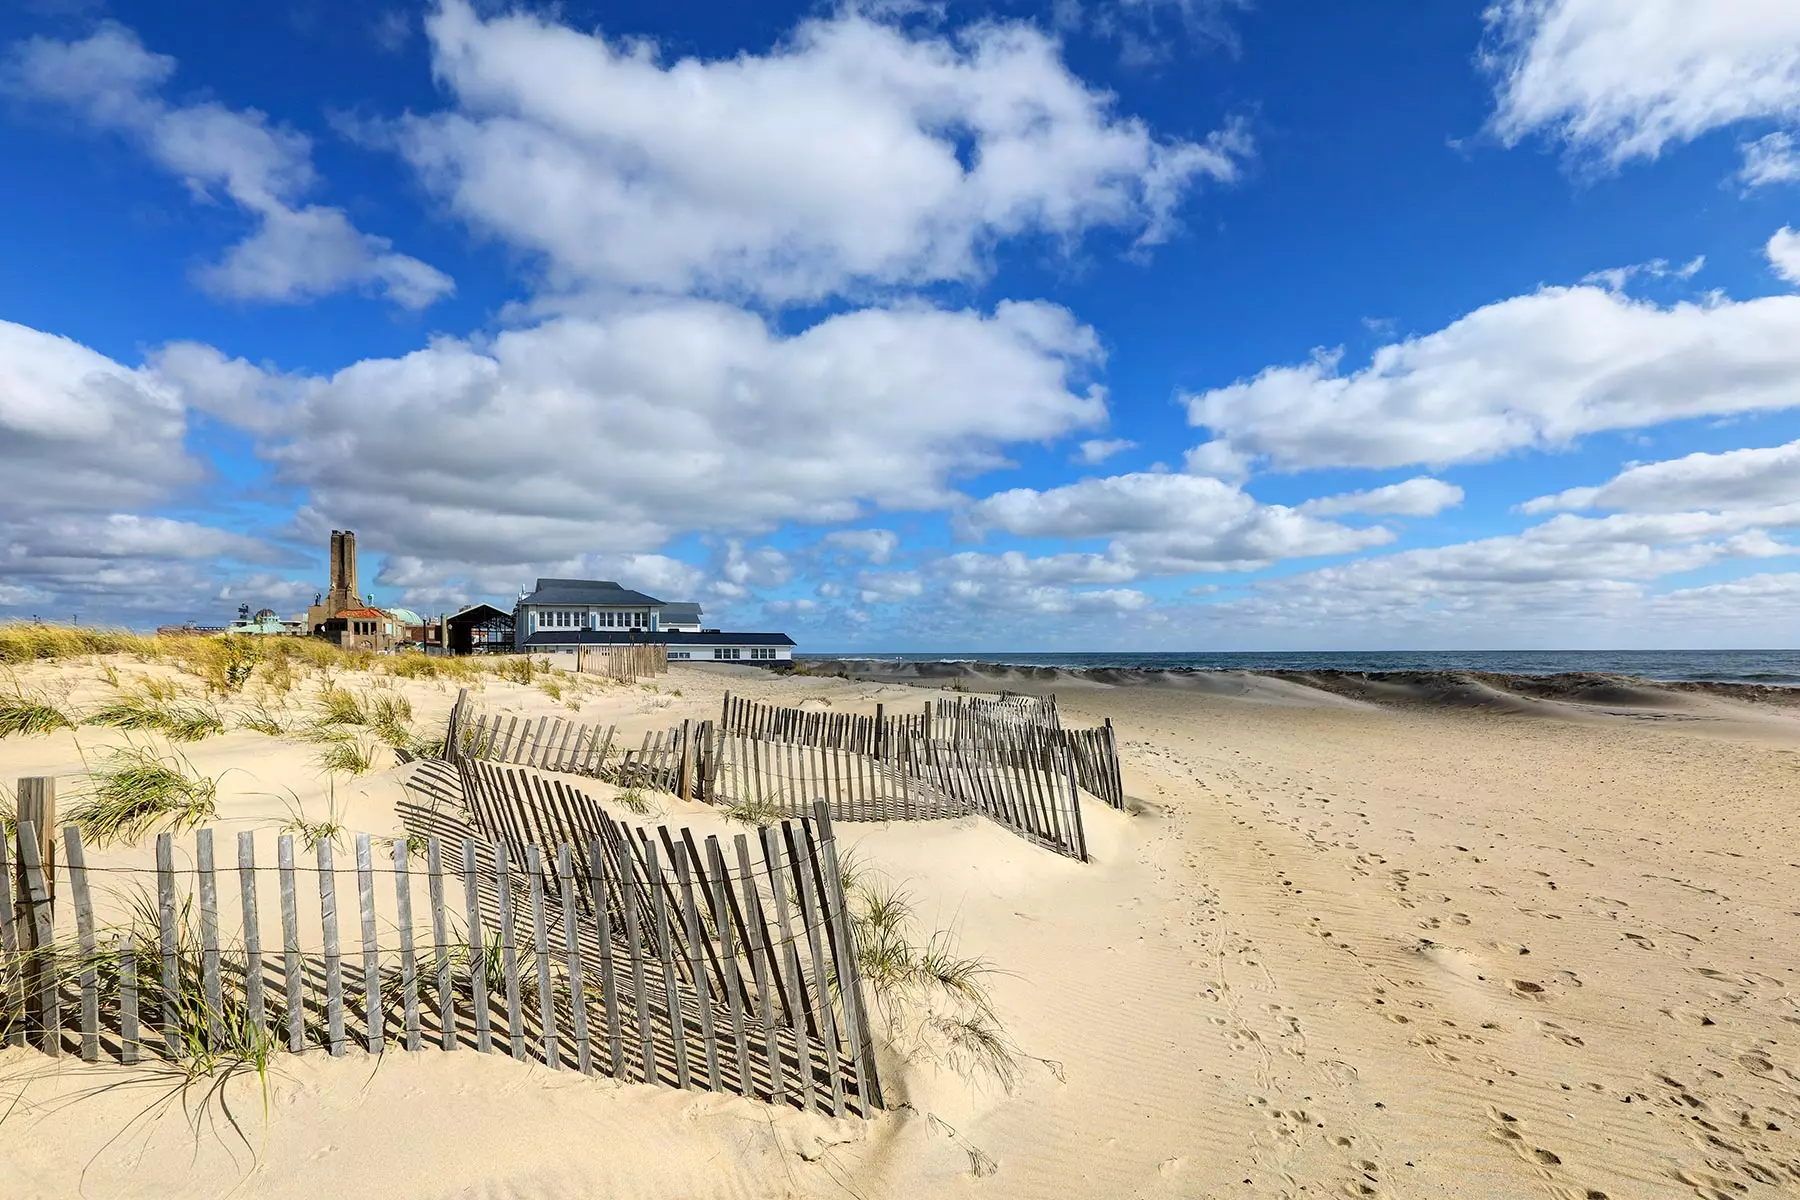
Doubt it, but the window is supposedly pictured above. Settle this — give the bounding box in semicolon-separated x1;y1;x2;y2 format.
750;647;778;660
669;650;691;660
539;609;586;629
713;647;742;660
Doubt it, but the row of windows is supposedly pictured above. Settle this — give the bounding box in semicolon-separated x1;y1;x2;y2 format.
711;647;783;660
535;608;650;629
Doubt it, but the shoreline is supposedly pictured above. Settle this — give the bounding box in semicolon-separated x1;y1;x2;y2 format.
788;657;1800;709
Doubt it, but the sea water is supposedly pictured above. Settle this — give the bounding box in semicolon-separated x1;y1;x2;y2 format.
795;649;1800;686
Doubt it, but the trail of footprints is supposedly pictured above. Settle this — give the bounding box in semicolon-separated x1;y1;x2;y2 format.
1122;733;1800;1198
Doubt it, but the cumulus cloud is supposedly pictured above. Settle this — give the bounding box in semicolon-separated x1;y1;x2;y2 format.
0;320;198;514
1300;477;1464;518
818;529;900;564
857;570;923;604
961;472;1393;574
7;23;450;307
401;1;1246;304
1769;227;1800;286
167;299;1104;565
1483;0;1800;168
1523;439;1800;513
1074;437;1136;464
1740;131;1800;188
1185;283;1800;472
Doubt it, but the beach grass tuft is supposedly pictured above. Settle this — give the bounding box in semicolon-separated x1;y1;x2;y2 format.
0;689;76;737
71;746;218;845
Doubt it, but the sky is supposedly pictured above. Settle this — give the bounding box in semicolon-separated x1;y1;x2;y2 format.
3;0;1800;652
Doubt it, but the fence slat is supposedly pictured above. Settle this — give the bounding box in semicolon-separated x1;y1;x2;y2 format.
812;803;881;1111
394;839;421;1051
587;837;624;1078
319;839;345;1055
462;837;491;1053
427;838;454;1050
787;822;845;1117
157;831;179;1058
196;829;223;1047
617;838;657;1084
673;843;720;1091
119;932;139;1064
527;845;559;1068
763;826;815;1113
556;845;592;1075
705;837;751;1097
356;834;382;1053
0;834;18;1048
278;836;302;1052
62;826;99;1060
237;832;265;1039
735;834;785;1106
495;841;525;1061
15;821;56;1056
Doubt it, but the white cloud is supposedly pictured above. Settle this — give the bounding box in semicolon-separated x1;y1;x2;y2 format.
857;570;923;604
173;299;1103;565
961;472;1394;574
938;549;1139;586
1524;439;1800;513
819;529;900;564
373;550;708;612
1483;0;1800;167
1578;254;1704;291
1186;283;1800;472
1741;130;1800;188
1300;477;1464;518
719;542;793;589
0;320;198;515
402;1;1246;304
8;23;450;308
1769;226;1800;286
1075;437;1136;464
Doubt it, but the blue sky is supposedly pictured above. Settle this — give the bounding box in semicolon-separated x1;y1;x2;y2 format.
3;0;1800;651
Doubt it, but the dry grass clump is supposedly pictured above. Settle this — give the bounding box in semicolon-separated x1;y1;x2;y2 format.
383;652;479;682
491;655;539;685
850;879;1019;1091
368;693;414;747
0;686;75;737
314;735;376;776
238;701;289;737
0;622;160;663
170;634;261;693
316;684;369;727
85;689;224;742
278;789;346;851
70;745;218;845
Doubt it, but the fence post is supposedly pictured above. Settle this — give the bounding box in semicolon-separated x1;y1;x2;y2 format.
15;779;55;1050
677;719;693;801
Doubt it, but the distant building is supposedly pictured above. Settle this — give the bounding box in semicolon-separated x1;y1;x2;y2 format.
306;529;365;634
658;602;704;632
512;578;668;648
322;606;398;652
524;628;796;663
512;577;793;663
446;603;514;655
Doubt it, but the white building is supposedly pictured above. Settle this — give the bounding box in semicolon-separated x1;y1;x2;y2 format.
513;578;793;662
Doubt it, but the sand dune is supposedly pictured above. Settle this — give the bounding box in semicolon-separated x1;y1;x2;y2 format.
3;656;1799;1197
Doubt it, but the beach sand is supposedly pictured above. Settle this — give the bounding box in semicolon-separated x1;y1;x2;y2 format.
3;656;1798;1198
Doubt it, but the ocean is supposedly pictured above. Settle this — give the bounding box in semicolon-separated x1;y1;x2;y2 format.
795;649;1800;686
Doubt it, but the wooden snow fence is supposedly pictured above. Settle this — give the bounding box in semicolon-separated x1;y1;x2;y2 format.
444;691;717;801
2;773;881;1117
713;693;1126;861
574;642;667;682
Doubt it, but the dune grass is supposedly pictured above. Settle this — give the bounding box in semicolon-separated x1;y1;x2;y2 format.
70;746;219;845
278;788;346;851
313;735;375;776
84;694;225;743
0;689;76;737
0;622;161;663
847;877;1019;1091
368;693;414;747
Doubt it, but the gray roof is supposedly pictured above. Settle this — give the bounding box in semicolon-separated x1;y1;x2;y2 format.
524;630;794;648
659;602;703;623
519;578;665;608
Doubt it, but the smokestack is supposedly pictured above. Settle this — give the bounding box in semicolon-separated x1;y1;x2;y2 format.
341;530;357;603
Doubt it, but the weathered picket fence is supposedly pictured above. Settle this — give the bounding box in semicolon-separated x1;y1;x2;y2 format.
445;693;716;799
574;642;667;682
1;775;881;1117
